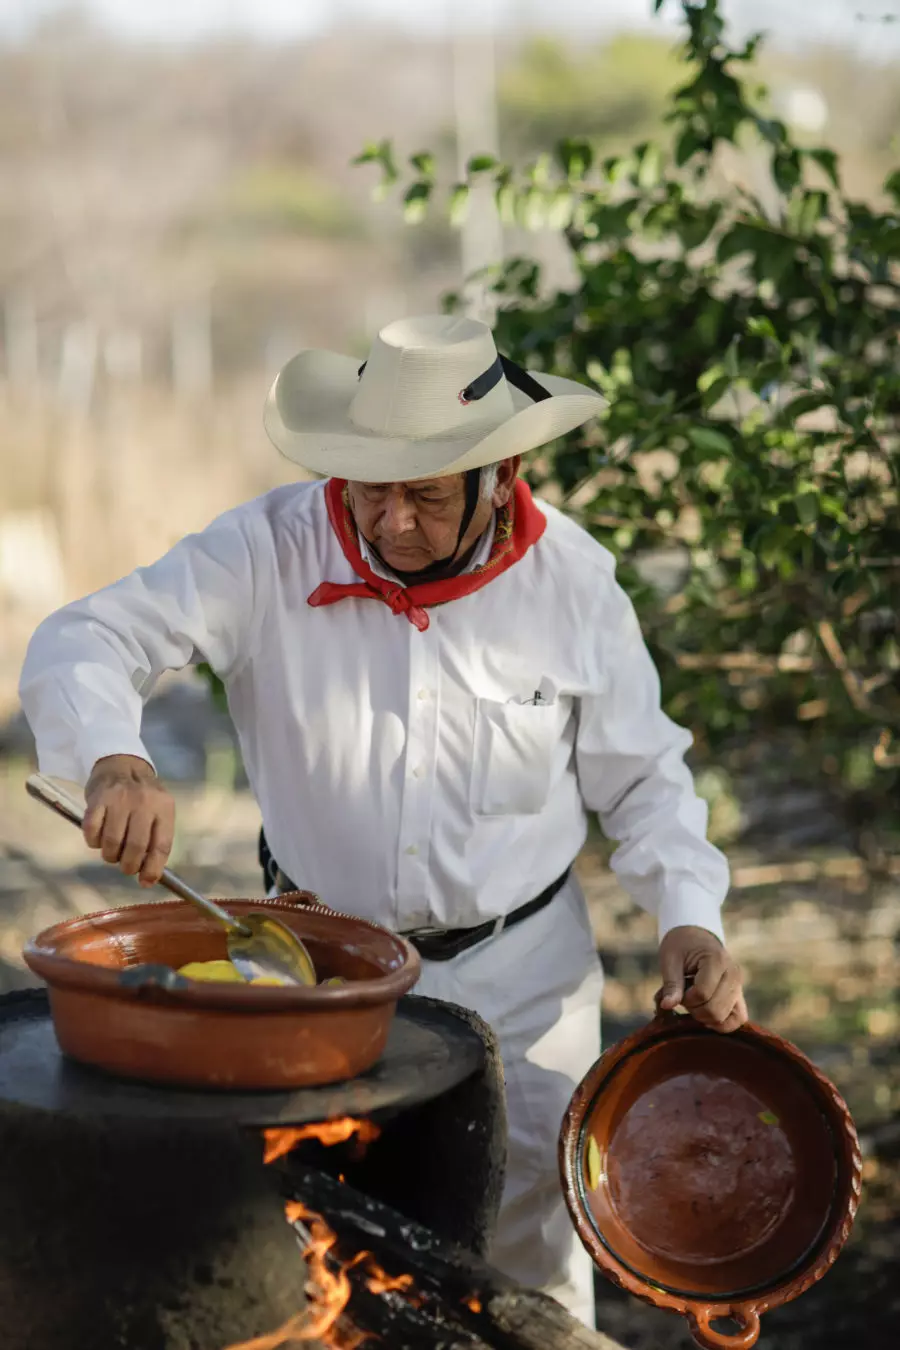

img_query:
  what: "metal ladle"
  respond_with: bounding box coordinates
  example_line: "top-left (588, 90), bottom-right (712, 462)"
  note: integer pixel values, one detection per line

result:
top-left (25, 773), bottom-right (317, 988)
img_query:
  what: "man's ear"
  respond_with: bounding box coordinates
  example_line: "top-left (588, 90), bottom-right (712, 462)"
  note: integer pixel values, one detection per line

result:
top-left (492, 456), bottom-right (522, 508)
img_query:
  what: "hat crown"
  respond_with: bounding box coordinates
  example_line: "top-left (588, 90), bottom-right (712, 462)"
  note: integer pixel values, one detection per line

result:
top-left (349, 314), bottom-right (515, 439)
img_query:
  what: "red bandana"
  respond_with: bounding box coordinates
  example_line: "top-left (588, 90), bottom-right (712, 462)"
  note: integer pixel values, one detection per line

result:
top-left (307, 478), bottom-right (546, 631)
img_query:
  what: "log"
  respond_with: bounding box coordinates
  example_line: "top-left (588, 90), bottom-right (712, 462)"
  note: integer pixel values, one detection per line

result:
top-left (278, 1161), bottom-right (629, 1350)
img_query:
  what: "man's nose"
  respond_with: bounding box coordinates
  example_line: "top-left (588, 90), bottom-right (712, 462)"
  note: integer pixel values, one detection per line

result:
top-left (380, 490), bottom-right (417, 536)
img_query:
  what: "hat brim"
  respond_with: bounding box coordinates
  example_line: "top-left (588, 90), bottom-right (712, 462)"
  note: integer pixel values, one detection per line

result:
top-left (263, 348), bottom-right (606, 483)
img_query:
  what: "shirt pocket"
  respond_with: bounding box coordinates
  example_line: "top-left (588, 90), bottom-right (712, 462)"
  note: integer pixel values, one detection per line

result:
top-left (470, 695), bottom-right (569, 817)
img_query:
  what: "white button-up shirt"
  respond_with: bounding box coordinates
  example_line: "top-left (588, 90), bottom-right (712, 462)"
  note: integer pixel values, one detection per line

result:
top-left (19, 481), bottom-right (729, 941)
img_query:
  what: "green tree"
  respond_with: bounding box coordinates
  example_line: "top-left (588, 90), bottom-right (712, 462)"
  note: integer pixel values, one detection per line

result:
top-left (498, 33), bottom-right (682, 158)
top-left (358, 0), bottom-right (900, 858)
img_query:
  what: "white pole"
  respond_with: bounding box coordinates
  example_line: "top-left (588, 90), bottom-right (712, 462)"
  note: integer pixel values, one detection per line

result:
top-left (450, 1), bottom-right (503, 324)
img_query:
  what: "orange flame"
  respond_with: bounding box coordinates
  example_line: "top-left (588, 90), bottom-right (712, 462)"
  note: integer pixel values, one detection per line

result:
top-left (465, 1295), bottom-right (483, 1313)
top-left (226, 1204), bottom-right (355, 1349)
top-left (263, 1117), bottom-right (381, 1164)
top-left (364, 1260), bottom-right (414, 1297)
top-left (226, 1117), bottom-right (423, 1350)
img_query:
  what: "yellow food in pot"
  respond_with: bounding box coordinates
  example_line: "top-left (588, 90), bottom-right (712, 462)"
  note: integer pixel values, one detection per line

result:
top-left (176, 959), bottom-right (348, 987)
top-left (178, 960), bottom-right (247, 983)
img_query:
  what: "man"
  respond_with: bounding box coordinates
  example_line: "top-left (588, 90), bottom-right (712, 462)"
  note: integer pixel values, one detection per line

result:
top-left (19, 314), bottom-right (746, 1327)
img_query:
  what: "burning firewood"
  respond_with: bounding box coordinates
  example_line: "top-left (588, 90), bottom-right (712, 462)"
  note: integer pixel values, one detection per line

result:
top-left (227, 1115), bottom-right (628, 1350)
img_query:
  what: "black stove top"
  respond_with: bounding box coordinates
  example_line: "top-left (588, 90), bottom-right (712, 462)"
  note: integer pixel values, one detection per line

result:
top-left (0, 988), bottom-right (484, 1126)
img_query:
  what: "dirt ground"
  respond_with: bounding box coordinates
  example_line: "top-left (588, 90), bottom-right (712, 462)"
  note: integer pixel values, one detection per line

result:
top-left (1, 751), bottom-right (898, 1350)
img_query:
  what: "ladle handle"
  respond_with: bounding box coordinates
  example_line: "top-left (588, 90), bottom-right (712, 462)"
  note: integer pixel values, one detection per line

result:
top-left (25, 773), bottom-right (246, 936)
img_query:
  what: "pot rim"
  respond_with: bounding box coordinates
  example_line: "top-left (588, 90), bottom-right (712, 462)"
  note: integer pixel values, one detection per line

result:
top-left (23, 894), bottom-right (422, 1011)
top-left (558, 1011), bottom-right (863, 1342)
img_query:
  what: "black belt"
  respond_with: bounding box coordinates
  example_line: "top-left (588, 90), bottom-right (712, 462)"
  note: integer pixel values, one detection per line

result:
top-left (400, 867), bottom-right (571, 962)
top-left (258, 828), bottom-right (570, 964)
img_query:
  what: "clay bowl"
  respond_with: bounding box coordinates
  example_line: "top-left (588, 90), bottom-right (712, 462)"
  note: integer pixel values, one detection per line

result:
top-left (23, 893), bottom-right (421, 1091)
top-left (559, 1011), bottom-right (862, 1350)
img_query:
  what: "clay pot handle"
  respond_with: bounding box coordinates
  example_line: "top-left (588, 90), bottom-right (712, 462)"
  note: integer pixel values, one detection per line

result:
top-left (688, 1307), bottom-right (761, 1350)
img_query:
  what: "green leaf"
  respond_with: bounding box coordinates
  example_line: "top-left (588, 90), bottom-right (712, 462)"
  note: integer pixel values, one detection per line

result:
top-left (830, 569), bottom-right (860, 600)
top-left (796, 491), bottom-right (820, 526)
top-left (697, 363), bottom-right (727, 394)
top-left (807, 148), bottom-right (840, 190)
top-left (756, 117), bottom-right (787, 147)
top-left (352, 138), bottom-right (397, 186)
top-left (547, 186), bottom-right (575, 230)
top-left (717, 223), bottom-right (758, 264)
top-left (556, 138), bottom-right (594, 182)
top-left (675, 204), bottom-right (721, 252)
top-left (449, 182), bottom-right (470, 226)
top-left (409, 151), bottom-right (435, 178)
top-left (884, 168), bottom-right (900, 202)
top-left (519, 186), bottom-right (547, 231)
top-left (467, 154), bottom-right (498, 175)
top-left (636, 141), bottom-right (663, 190)
top-left (789, 189), bottom-right (827, 238)
top-left (754, 234), bottom-right (797, 287)
top-left (675, 128), bottom-right (706, 167)
top-left (780, 391), bottom-right (834, 421)
top-left (747, 315), bottom-right (778, 341)
top-left (699, 375), bottom-right (734, 409)
top-left (772, 149), bottom-right (801, 196)
top-left (495, 180), bottom-right (517, 226)
top-left (735, 32), bottom-right (764, 62)
top-left (687, 426), bottom-right (733, 457)
top-left (403, 180), bottom-right (432, 224)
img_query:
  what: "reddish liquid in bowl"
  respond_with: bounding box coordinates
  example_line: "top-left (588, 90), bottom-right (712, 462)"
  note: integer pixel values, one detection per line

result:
top-left (560, 1014), bottom-right (861, 1350)
top-left (581, 1034), bottom-right (838, 1297)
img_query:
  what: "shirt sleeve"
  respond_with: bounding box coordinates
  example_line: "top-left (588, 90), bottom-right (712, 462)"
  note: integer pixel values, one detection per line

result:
top-left (18, 507), bottom-right (262, 786)
top-left (575, 567), bottom-right (730, 943)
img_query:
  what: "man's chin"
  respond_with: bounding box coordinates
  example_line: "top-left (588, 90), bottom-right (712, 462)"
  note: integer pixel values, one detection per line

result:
top-left (379, 548), bottom-right (431, 571)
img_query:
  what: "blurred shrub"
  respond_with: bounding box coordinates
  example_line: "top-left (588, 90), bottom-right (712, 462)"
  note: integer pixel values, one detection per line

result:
top-left (360, 0), bottom-right (900, 855)
top-left (498, 33), bottom-right (683, 156)
top-left (216, 164), bottom-right (363, 239)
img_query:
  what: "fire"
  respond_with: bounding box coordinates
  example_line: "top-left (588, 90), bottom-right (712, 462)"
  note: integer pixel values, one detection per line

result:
top-left (465, 1296), bottom-right (483, 1314)
top-left (363, 1260), bottom-right (414, 1296)
top-left (226, 1201), bottom-right (357, 1350)
top-left (263, 1117), bottom-right (381, 1164)
top-left (226, 1117), bottom-right (420, 1350)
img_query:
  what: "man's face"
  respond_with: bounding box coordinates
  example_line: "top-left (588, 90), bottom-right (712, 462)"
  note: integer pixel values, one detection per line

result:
top-left (347, 459), bottom-right (519, 573)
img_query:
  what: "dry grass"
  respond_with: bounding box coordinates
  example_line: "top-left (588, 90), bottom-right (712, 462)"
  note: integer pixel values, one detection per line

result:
top-left (0, 376), bottom-right (306, 713)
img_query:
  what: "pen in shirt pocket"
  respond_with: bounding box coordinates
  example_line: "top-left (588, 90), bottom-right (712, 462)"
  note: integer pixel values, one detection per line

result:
top-left (526, 677), bottom-right (555, 706)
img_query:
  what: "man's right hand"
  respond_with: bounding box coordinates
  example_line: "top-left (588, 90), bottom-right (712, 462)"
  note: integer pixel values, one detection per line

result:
top-left (83, 754), bottom-right (175, 886)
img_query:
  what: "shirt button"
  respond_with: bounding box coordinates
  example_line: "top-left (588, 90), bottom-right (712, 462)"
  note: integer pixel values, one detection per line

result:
top-left (413, 766), bottom-right (424, 779)
top-left (417, 688), bottom-right (429, 700)
top-left (405, 844), bottom-right (418, 856)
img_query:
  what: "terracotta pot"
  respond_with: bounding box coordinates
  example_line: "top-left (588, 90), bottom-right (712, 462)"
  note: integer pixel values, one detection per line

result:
top-left (23, 893), bottom-right (421, 1091)
top-left (559, 1011), bottom-right (862, 1350)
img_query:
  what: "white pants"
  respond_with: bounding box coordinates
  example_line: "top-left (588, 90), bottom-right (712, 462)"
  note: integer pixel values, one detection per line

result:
top-left (412, 875), bottom-right (604, 1328)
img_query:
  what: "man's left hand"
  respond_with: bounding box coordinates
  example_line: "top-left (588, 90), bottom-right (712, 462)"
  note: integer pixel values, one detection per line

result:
top-left (656, 925), bottom-right (748, 1034)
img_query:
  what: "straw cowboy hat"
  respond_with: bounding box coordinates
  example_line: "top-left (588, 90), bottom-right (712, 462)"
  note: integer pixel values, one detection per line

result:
top-left (263, 313), bottom-right (606, 483)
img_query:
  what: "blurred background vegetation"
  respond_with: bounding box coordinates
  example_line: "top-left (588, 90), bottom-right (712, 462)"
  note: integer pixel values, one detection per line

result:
top-left (1, 0), bottom-right (898, 854)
